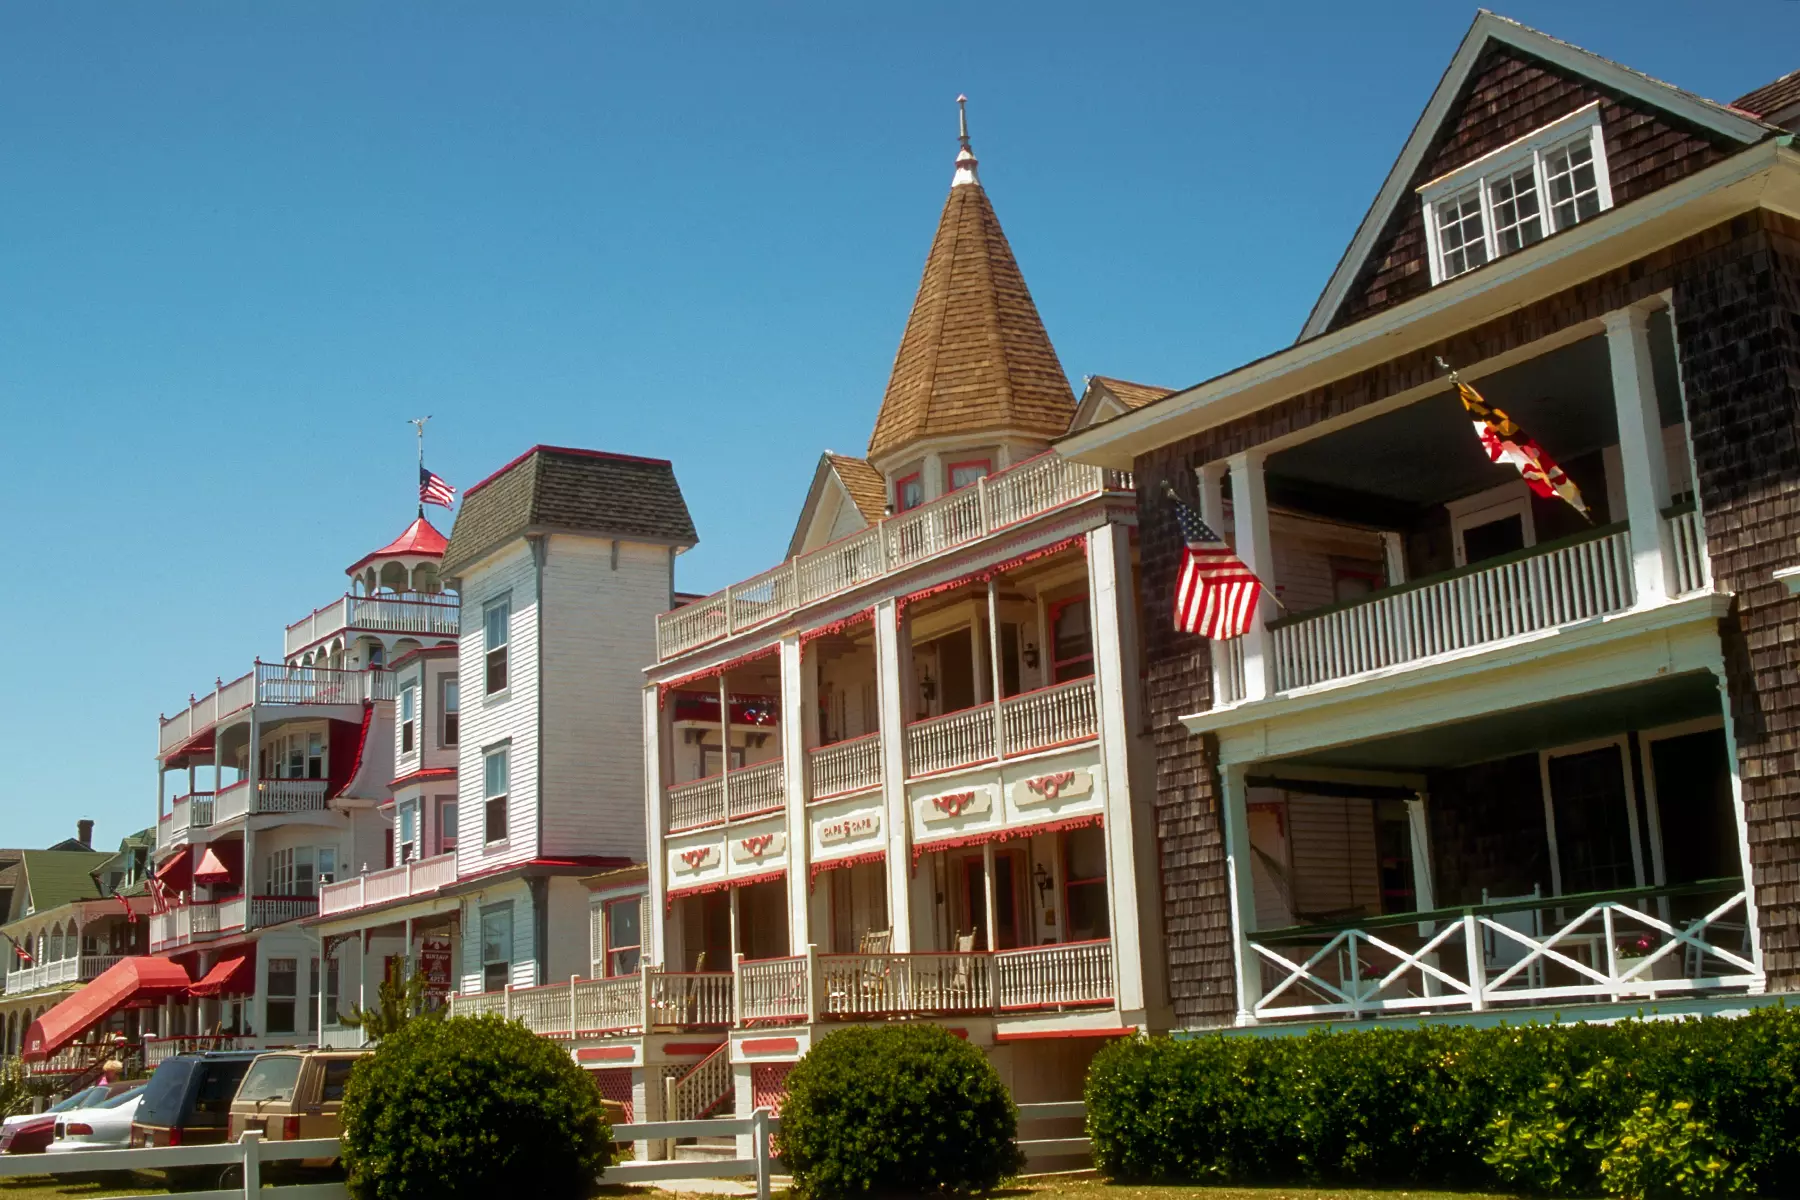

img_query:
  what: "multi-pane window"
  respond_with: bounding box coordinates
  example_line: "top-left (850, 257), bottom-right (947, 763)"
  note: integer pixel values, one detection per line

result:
top-left (484, 747), bottom-right (510, 843)
top-left (267, 846), bottom-right (331, 896)
top-left (484, 597), bottom-right (511, 694)
top-left (1421, 103), bottom-right (1612, 285)
top-left (1063, 827), bottom-right (1110, 942)
top-left (441, 678), bottom-right (460, 746)
top-left (437, 797), bottom-right (459, 855)
top-left (895, 473), bottom-right (924, 512)
top-left (948, 459), bottom-right (991, 491)
top-left (604, 898), bottom-right (641, 977)
top-left (266, 958), bottom-right (298, 1034)
top-left (1050, 598), bottom-right (1094, 683)
top-left (400, 686), bottom-right (416, 754)
top-left (480, 904), bottom-right (512, 993)
top-left (399, 802), bottom-right (417, 863)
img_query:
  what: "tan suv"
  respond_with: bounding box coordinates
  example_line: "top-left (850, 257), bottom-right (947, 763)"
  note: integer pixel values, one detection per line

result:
top-left (225, 1050), bottom-right (366, 1155)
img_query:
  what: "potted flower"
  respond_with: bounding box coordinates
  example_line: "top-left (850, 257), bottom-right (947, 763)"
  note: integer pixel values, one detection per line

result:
top-left (1615, 930), bottom-right (1681, 988)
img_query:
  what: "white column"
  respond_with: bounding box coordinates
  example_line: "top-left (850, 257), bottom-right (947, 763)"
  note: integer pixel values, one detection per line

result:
top-left (986, 579), bottom-right (1005, 756)
top-left (1086, 525), bottom-right (1149, 1014)
top-left (1227, 452), bottom-right (1276, 701)
top-left (980, 842), bottom-right (999, 951)
top-left (1218, 762), bottom-right (1260, 1025)
top-left (642, 687), bottom-right (667, 966)
top-left (778, 636), bottom-right (811, 955)
top-left (873, 599), bottom-right (914, 951)
top-left (1605, 305), bottom-right (1674, 605)
top-left (1197, 464), bottom-right (1230, 704)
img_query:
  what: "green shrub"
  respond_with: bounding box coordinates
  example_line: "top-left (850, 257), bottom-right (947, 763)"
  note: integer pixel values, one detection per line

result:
top-left (340, 1014), bottom-right (610, 1200)
top-left (1086, 1004), bottom-right (1800, 1196)
top-left (779, 1024), bottom-right (1022, 1198)
top-left (1597, 1094), bottom-right (1748, 1199)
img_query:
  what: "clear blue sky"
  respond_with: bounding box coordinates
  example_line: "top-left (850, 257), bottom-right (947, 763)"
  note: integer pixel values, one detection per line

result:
top-left (2, 2), bottom-right (1791, 850)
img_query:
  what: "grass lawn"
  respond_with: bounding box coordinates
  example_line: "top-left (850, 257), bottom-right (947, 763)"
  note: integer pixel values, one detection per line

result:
top-left (621, 1178), bottom-right (1524, 1200)
top-left (0, 1174), bottom-right (175, 1199)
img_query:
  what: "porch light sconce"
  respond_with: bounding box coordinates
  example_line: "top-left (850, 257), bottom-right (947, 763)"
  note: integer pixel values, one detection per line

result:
top-left (1022, 643), bottom-right (1040, 670)
top-left (1033, 862), bottom-right (1054, 901)
top-left (919, 668), bottom-right (936, 705)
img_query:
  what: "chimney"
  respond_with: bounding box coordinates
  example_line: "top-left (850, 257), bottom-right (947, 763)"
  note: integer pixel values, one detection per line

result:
top-left (76, 820), bottom-right (93, 849)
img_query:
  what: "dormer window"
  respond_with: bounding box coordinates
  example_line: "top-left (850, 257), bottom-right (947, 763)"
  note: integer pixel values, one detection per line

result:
top-left (1420, 102), bottom-right (1612, 285)
top-left (948, 459), bottom-right (991, 491)
top-left (895, 473), bottom-right (924, 512)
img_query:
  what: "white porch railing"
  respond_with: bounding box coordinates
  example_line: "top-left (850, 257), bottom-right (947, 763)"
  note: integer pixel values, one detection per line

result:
top-left (738, 956), bottom-right (810, 1021)
top-left (447, 968), bottom-right (736, 1036)
top-left (907, 706), bottom-right (996, 777)
top-left (1667, 507), bottom-right (1708, 596)
top-left (159, 670), bottom-right (254, 756)
top-left (667, 760), bottom-right (786, 832)
top-left (1246, 880), bottom-right (1758, 1022)
top-left (3, 956), bottom-right (123, 995)
top-left (319, 852), bottom-right (458, 916)
top-left (1265, 524), bottom-right (1634, 694)
top-left (217, 896), bottom-right (245, 931)
top-left (161, 665), bottom-right (396, 758)
top-left (817, 952), bottom-right (992, 1017)
top-left (285, 592), bottom-right (461, 658)
top-left (151, 900), bottom-right (235, 950)
top-left (996, 940), bottom-right (1115, 1009)
top-left (249, 896), bottom-right (319, 927)
top-left (657, 456), bottom-right (1131, 659)
top-left (215, 781), bottom-right (251, 824)
top-left (255, 778), bottom-right (330, 812)
top-left (666, 1045), bottom-right (732, 1122)
top-left (728, 759), bottom-right (785, 820)
top-left (668, 775), bottom-right (726, 831)
top-left (906, 676), bottom-right (1100, 777)
top-left (650, 971), bottom-right (735, 1027)
top-left (167, 792), bottom-right (215, 842)
top-left (809, 733), bottom-right (881, 799)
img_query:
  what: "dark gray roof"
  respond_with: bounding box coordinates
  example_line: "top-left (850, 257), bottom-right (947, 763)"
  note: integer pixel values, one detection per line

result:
top-left (442, 445), bottom-right (697, 578)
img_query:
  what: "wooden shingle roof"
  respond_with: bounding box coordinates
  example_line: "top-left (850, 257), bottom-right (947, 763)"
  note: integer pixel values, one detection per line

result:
top-left (866, 160), bottom-right (1075, 461)
top-left (1734, 69), bottom-right (1800, 122)
top-left (825, 454), bottom-right (888, 522)
top-left (1088, 376), bottom-right (1174, 412)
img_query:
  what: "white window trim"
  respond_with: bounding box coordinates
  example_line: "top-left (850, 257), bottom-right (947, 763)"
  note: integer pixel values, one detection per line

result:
top-left (1420, 102), bottom-right (1613, 286)
top-left (1447, 480), bottom-right (1537, 568)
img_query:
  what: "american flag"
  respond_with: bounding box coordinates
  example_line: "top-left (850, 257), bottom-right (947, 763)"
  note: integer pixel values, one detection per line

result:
top-left (420, 465), bottom-right (456, 508)
top-left (1171, 492), bottom-right (1265, 639)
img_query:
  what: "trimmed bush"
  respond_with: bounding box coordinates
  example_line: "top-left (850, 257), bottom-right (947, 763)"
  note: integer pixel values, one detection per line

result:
top-left (1086, 1005), bottom-right (1800, 1197)
top-left (779, 1024), bottom-right (1023, 1198)
top-left (340, 1013), bottom-right (610, 1200)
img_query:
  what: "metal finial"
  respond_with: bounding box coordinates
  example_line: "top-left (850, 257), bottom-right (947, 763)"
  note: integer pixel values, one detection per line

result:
top-left (951, 95), bottom-right (980, 187)
top-left (957, 94), bottom-right (970, 150)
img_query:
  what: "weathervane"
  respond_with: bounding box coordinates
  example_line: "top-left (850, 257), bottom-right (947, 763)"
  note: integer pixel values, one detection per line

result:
top-left (409, 416), bottom-right (431, 518)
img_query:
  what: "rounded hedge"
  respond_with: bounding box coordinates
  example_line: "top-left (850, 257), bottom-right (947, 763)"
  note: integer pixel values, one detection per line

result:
top-left (779, 1024), bottom-right (1022, 1198)
top-left (340, 1013), bottom-right (610, 1200)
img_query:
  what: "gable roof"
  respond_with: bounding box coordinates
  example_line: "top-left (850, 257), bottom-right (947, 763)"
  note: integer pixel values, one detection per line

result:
top-left (1299, 10), bottom-right (1773, 343)
top-left (785, 453), bottom-right (888, 559)
top-left (442, 445), bottom-right (697, 578)
top-left (1071, 376), bottom-right (1175, 433)
top-left (866, 132), bottom-right (1075, 462)
top-left (1087, 376), bottom-right (1173, 412)
top-left (1734, 69), bottom-right (1800, 125)
top-left (18, 851), bottom-right (111, 912)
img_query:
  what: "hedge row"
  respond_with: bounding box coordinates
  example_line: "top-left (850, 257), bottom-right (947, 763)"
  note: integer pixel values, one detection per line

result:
top-left (1086, 1005), bottom-right (1800, 1197)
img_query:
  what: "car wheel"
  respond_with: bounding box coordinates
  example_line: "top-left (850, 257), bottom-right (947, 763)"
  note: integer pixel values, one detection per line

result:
top-left (217, 1162), bottom-right (244, 1190)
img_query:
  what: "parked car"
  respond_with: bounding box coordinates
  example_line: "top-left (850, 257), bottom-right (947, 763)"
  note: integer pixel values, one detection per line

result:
top-left (46, 1085), bottom-right (147, 1154)
top-left (226, 1050), bottom-right (366, 1151)
top-left (129, 1051), bottom-right (259, 1149)
top-left (2, 1085), bottom-right (132, 1155)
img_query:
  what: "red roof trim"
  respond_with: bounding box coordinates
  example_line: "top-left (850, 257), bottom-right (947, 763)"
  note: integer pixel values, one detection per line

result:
top-left (463, 445), bottom-right (676, 500)
top-left (389, 767), bottom-right (459, 790)
top-left (993, 1026), bottom-right (1135, 1043)
top-left (345, 516), bottom-right (450, 576)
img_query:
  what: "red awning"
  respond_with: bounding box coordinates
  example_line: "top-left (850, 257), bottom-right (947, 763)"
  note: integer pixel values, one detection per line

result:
top-left (189, 955), bottom-right (253, 998)
top-left (193, 849), bottom-right (231, 884)
top-left (154, 850), bottom-right (192, 892)
top-left (22, 957), bottom-right (191, 1062)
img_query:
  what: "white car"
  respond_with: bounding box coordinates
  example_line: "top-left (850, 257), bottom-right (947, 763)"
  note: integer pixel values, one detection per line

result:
top-left (46, 1086), bottom-right (145, 1154)
top-left (1, 1085), bottom-right (110, 1137)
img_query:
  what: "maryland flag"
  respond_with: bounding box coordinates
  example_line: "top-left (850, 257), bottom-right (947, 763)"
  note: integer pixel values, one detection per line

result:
top-left (1453, 376), bottom-right (1590, 518)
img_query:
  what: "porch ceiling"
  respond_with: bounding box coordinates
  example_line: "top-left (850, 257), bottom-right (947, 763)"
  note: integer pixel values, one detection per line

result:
top-left (1267, 314), bottom-right (1681, 509)
top-left (1277, 669), bottom-right (1719, 771)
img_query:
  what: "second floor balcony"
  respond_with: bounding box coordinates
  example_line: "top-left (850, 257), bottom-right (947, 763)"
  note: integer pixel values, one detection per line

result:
top-left (318, 851), bottom-right (458, 918)
top-left (160, 663), bottom-right (396, 759)
top-left (285, 591), bottom-right (460, 659)
top-left (2, 955), bottom-right (125, 995)
top-left (148, 893), bottom-right (320, 952)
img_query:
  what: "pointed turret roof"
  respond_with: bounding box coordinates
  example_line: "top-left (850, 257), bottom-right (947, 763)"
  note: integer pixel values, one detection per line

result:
top-left (345, 516), bottom-right (449, 577)
top-left (866, 100), bottom-right (1075, 462)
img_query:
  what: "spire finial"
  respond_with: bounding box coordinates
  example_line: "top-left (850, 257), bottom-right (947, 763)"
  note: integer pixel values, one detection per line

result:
top-left (952, 93), bottom-right (980, 187)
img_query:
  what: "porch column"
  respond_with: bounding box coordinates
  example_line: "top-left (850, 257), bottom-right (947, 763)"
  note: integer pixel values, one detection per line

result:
top-left (642, 686), bottom-right (668, 967)
top-left (718, 676), bottom-right (731, 818)
top-left (1227, 451), bottom-right (1276, 701)
top-left (1218, 762), bottom-right (1261, 1025)
top-left (778, 636), bottom-right (810, 954)
top-left (874, 599), bottom-right (914, 951)
top-left (1086, 524), bottom-right (1151, 1014)
top-left (985, 579), bottom-right (1005, 756)
top-left (156, 763), bottom-right (165, 826)
top-left (1604, 305), bottom-right (1674, 604)
top-left (980, 843), bottom-right (1000, 952)
top-left (1197, 463), bottom-right (1230, 705)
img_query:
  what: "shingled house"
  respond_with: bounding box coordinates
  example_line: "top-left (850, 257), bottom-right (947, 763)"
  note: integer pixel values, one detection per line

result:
top-left (1057, 12), bottom-right (1800, 1031)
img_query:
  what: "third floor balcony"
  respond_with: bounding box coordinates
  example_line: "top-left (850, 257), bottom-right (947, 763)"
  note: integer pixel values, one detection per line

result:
top-left (284, 591), bottom-right (460, 659)
top-left (159, 663), bottom-right (396, 759)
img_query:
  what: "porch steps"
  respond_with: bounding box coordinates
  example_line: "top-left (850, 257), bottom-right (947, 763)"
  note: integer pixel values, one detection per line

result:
top-left (673, 1137), bottom-right (738, 1162)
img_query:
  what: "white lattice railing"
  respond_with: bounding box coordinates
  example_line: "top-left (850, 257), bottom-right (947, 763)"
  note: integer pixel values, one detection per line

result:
top-left (728, 759), bottom-right (786, 820)
top-left (656, 455), bottom-right (1130, 659)
top-left (1667, 507), bottom-right (1708, 595)
top-left (809, 734), bottom-right (881, 799)
top-left (1266, 525), bottom-right (1634, 694)
top-left (738, 956), bottom-right (810, 1021)
top-left (668, 775), bottom-right (726, 831)
top-left (1247, 881), bottom-right (1758, 1022)
top-left (573, 976), bottom-right (643, 1034)
top-left (1000, 678), bottom-right (1099, 755)
top-left (667, 1044), bottom-right (733, 1121)
top-left (158, 671), bottom-right (252, 756)
top-left (818, 952), bottom-right (992, 1017)
top-left (907, 706), bottom-right (997, 777)
top-left (996, 940), bottom-right (1115, 1009)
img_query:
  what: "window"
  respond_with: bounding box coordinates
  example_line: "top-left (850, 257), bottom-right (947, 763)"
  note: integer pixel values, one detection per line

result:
top-left (267, 847), bottom-right (328, 896)
top-left (265, 958), bottom-right (298, 1034)
top-left (437, 797), bottom-right (458, 855)
top-left (1049, 598), bottom-right (1094, 683)
top-left (308, 955), bottom-right (319, 1033)
top-left (317, 847), bottom-right (336, 886)
top-left (323, 954), bottom-right (340, 1025)
top-left (1449, 486), bottom-right (1536, 568)
top-left (320, 1058), bottom-right (355, 1103)
top-left (947, 459), bottom-right (991, 491)
top-left (441, 678), bottom-right (460, 746)
top-left (895, 473), bottom-right (924, 512)
top-left (399, 802), bottom-right (417, 863)
top-left (483, 747), bottom-right (510, 843)
top-left (1421, 103), bottom-right (1612, 285)
top-left (1063, 827), bottom-right (1111, 941)
top-left (604, 898), bottom-right (641, 977)
top-left (480, 904), bottom-right (512, 993)
top-left (286, 736), bottom-right (304, 779)
top-left (307, 734), bottom-right (325, 779)
top-left (483, 597), bottom-right (511, 695)
top-left (400, 687), bottom-right (416, 754)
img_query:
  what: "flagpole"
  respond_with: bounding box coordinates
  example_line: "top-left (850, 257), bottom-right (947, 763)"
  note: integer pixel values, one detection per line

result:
top-left (409, 416), bottom-right (432, 519)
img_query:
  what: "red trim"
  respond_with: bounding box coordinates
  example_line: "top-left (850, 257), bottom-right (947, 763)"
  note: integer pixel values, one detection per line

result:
top-left (575, 1046), bottom-right (635, 1063)
top-left (943, 1027), bottom-right (969, 1039)
top-left (809, 850), bottom-right (886, 891)
top-left (663, 1041), bottom-right (726, 1056)
top-left (894, 472), bottom-right (923, 513)
top-left (993, 1026), bottom-right (1134, 1043)
top-left (740, 1036), bottom-right (799, 1054)
top-left (800, 608), bottom-right (874, 645)
top-left (344, 516), bottom-right (450, 575)
top-left (464, 445), bottom-right (674, 500)
top-left (913, 813), bottom-right (1105, 867)
top-left (665, 869), bottom-right (787, 910)
top-left (340, 701), bottom-right (376, 798)
top-left (389, 766), bottom-right (458, 790)
top-left (946, 459), bottom-right (992, 490)
top-left (895, 534), bottom-right (1087, 619)
top-left (657, 645), bottom-right (781, 706)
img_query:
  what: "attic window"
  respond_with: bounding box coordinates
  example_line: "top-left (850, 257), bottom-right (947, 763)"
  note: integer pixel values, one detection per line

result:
top-left (1419, 102), bottom-right (1612, 285)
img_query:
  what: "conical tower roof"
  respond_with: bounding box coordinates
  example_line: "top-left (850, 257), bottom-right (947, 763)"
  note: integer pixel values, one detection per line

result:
top-left (866, 100), bottom-right (1076, 462)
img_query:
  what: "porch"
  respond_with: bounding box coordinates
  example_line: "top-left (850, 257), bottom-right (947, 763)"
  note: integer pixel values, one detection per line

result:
top-left (284, 591), bottom-right (460, 659)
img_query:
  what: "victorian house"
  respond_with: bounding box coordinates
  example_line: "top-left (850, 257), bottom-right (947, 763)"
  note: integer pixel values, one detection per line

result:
top-left (1056, 14), bottom-right (1800, 1032)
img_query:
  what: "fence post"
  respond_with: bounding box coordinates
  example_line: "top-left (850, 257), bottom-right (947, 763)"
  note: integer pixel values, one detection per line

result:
top-left (733, 953), bottom-right (745, 1026)
top-left (1462, 913), bottom-right (1486, 1012)
top-left (503, 983), bottom-right (513, 1021)
top-left (240, 1129), bottom-right (262, 1198)
top-left (640, 961), bottom-right (654, 1032)
top-left (753, 1107), bottom-right (772, 1200)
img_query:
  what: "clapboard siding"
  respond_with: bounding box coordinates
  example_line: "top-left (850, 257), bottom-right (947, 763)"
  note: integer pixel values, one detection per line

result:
top-left (539, 535), bottom-right (668, 859)
top-left (456, 540), bottom-right (541, 874)
top-left (460, 881), bottom-right (539, 992)
top-left (1286, 795), bottom-right (1382, 921)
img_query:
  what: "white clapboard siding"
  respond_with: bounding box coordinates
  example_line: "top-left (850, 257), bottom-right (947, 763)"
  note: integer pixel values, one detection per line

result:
top-left (456, 541), bottom-right (542, 875)
top-left (1286, 794), bottom-right (1381, 921)
top-left (540, 536), bottom-right (669, 860)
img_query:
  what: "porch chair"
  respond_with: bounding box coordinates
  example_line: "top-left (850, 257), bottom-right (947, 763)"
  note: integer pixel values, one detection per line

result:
top-left (1481, 886), bottom-right (1546, 992)
top-left (852, 928), bottom-right (894, 1009)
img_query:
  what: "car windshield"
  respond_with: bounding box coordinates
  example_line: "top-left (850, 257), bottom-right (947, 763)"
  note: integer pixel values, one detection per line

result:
top-left (97, 1086), bottom-right (145, 1110)
top-left (134, 1058), bottom-right (198, 1128)
top-left (235, 1057), bottom-right (302, 1104)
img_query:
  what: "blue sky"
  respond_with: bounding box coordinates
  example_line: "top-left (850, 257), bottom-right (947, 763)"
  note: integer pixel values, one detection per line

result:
top-left (2, 2), bottom-right (1792, 849)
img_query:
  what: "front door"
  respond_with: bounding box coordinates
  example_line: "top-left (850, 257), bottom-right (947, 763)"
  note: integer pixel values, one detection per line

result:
top-left (961, 852), bottom-right (1024, 951)
top-left (1544, 741), bottom-right (1642, 895)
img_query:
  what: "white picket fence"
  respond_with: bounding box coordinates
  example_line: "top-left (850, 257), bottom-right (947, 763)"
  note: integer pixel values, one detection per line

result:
top-left (0, 1132), bottom-right (344, 1200)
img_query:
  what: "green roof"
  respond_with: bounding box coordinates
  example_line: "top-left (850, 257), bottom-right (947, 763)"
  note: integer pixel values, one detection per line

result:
top-left (18, 851), bottom-right (112, 912)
